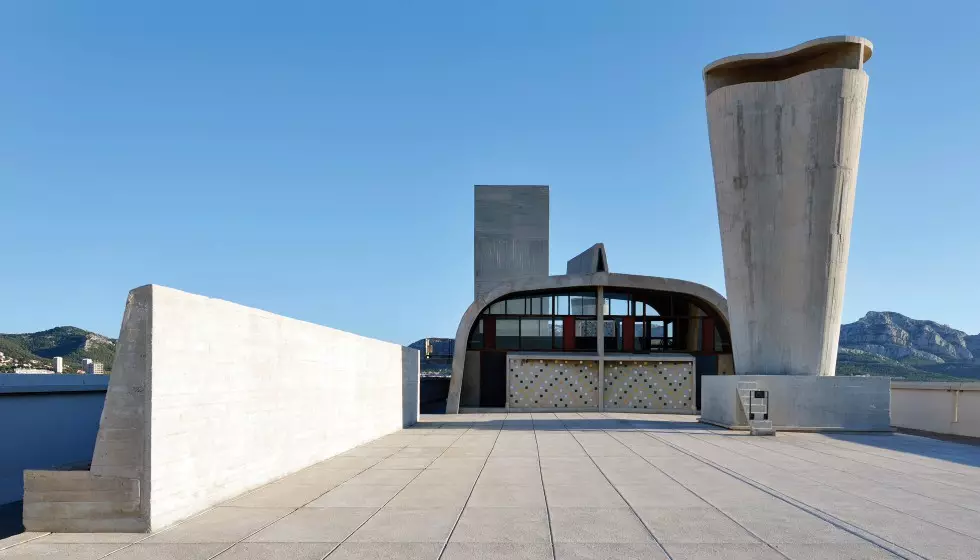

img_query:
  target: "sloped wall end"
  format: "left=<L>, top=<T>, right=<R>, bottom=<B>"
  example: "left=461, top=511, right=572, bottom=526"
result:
left=23, top=286, right=152, bottom=532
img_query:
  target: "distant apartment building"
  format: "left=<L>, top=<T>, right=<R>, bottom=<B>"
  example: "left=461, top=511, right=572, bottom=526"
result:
left=408, top=338, right=455, bottom=374
left=82, top=359, right=104, bottom=374
left=53, top=357, right=63, bottom=373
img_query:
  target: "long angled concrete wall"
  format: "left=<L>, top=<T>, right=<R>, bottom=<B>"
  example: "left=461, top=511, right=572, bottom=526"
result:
left=705, top=36, right=872, bottom=376
left=24, top=285, right=419, bottom=532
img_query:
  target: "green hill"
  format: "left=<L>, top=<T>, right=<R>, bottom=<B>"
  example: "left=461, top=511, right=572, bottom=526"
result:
left=0, top=326, right=116, bottom=373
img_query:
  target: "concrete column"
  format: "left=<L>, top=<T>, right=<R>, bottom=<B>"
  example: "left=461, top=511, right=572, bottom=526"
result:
left=704, top=36, right=872, bottom=376
left=596, top=286, right=605, bottom=410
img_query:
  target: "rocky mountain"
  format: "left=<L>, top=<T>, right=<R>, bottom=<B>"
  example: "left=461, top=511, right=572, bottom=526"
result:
left=0, top=326, right=115, bottom=373
left=838, top=312, right=980, bottom=381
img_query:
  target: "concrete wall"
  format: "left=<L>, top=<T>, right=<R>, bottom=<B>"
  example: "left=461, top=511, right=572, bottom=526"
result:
left=0, top=375, right=108, bottom=505
left=24, top=285, right=419, bottom=532
left=474, top=185, right=549, bottom=300
left=701, top=375, right=890, bottom=431
left=705, top=37, right=872, bottom=377
left=891, top=382, right=980, bottom=439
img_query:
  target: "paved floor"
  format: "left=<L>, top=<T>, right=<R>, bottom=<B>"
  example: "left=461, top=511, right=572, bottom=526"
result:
left=4, top=413, right=980, bottom=559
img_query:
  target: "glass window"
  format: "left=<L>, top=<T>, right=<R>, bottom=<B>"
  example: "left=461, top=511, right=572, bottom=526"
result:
left=604, top=319, right=623, bottom=352
left=497, top=319, right=520, bottom=350
left=574, top=319, right=598, bottom=351
left=645, top=304, right=658, bottom=316
left=556, top=294, right=569, bottom=315
left=488, top=301, right=505, bottom=315
left=553, top=319, right=565, bottom=349
left=634, top=321, right=647, bottom=352
left=650, top=320, right=665, bottom=338
left=505, top=298, right=525, bottom=315
left=520, top=319, right=553, bottom=350
left=633, top=300, right=645, bottom=316
left=570, top=293, right=597, bottom=315
left=468, top=319, right=483, bottom=350
left=606, top=294, right=629, bottom=316
left=527, top=296, right=552, bottom=316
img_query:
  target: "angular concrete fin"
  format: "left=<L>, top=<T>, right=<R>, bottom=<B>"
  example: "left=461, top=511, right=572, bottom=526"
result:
left=566, top=243, right=609, bottom=275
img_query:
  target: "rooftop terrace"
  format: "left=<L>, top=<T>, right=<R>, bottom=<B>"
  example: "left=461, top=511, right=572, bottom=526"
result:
left=4, top=413, right=980, bottom=559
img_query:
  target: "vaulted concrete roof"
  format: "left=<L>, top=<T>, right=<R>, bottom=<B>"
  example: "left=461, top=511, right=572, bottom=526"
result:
left=446, top=272, right=730, bottom=414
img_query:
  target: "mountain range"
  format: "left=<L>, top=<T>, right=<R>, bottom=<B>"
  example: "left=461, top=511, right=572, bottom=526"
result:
left=2, top=312, right=978, bottom=380
left=0, top=327, right=116, bottom=373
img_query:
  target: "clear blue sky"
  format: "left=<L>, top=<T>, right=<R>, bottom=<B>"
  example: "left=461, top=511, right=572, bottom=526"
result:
left=2, top=1, right=978, bottom=343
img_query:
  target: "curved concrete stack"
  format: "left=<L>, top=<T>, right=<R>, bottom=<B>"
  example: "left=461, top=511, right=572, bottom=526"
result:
left=700, top=37, right=890, bottom=431
left=705, top=36, right=872, bottom=377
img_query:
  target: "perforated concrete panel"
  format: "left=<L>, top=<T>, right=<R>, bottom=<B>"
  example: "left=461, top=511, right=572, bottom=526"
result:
left=603, top=360, right=694, bottom=412
left=508, top=357, right=598, bottom=410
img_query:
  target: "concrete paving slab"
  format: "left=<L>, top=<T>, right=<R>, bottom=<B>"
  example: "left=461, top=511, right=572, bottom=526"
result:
left=662, top=543, right=785, bottom=560
left=246, top=507, right=376, bottom=543
left=549, top=507, right=655, bottom=544
left=553, top=542, right=669, bottom=560
left=0, top=532, right=47, bottom=551
left=450, top=506, right=551, bottom=543
left=443, top=542, right=553, bottom=560
left=213, top=542, right=338, bottom=560
left=101, top=543, right=228, bottom=559
left=225, top=482, right=329, bottom=508
left=143, top=507, right=292, bottom=543
left=36, top=532, right=144, bottom=544
left=544, top=483, right=627, bottom=507
left=307, top=484, right=403, bottom=508
left=633, top=507, right=759, bottom=544
left=773, top=543, right=903, bottom=559
left=614, top=484, right=705, bottom=507
left=324, top=542, right=443, bottom=560
left=344, top=469, right=421, bottom=486
left=346, top=507, right=460, bottom=543
left=0, top=543, right=124, bottom=559
left=372, top=457, right=434, bottom=470
left=386, top=483, right=472, bottom=509
left=468, top=483, right=546, bottom=508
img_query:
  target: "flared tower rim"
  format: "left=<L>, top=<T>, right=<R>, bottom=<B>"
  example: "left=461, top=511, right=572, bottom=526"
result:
left=703, top=35, right=873, bottom=76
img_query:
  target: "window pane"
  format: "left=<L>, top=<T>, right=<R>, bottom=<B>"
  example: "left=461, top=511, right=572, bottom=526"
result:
left=604, top=319, right=622, bottom=352
left=554, top=319, right=565, bottom=349
left=667, top=322, right=674, bottom=337
left=521, top=319, right=552, bottom=350
left=556, top=295, right=569, bottom=315
left=574, top=320, right=598, bottom=351
left=489, top=301, right=505, bottom=315
left=529, top=297, right=542, bottom=315
left=650, top=320, right=665, bottom=337
left=645, top=304, right=658, bottom=316
left=468, top=319, right=484, bottom=350
left=506, top=298, right=525, bottom=315
left=570, top=293, right=596, bottom=315
left=634, top=321, right=647, bottom=351
left=634, top=301, right=645, bottom=316
left=497, top=319, right=520, bottom=350
left=607, top=294, right=629, bottom=316
left=542, top=296, right=553, bottom=315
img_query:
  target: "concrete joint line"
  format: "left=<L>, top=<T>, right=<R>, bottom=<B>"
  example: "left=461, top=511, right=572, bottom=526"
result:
left=594, top=414, right=788, bottom=560
left=562, top=413, right=675, bottom=560
left=435, top=416, right=505, bottom=560
left=693, top=431, right=980, bottom=534
left=531, top=414, right=558, bottom=560
left=639, top=428, right=927, bottom=560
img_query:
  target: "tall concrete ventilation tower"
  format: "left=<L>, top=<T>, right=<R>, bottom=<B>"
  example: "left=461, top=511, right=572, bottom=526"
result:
left=700, top=36, right=890, bottom=431
left=704, top=36, right=872, bottom=377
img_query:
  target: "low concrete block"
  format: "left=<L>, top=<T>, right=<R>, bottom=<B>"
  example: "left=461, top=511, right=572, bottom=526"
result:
left=701, top=375, right=890, bottom=431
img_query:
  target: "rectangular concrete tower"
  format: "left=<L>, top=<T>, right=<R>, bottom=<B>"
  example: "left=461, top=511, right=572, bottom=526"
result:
left=474, top=185, right=549, bottom=300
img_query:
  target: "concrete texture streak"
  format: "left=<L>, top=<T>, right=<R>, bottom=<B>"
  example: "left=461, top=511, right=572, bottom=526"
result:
left=705, top=36, right=873, bottom=376
left=23, top=285, right=419, bottom=533
left=474, top=185, right=549, bottom=300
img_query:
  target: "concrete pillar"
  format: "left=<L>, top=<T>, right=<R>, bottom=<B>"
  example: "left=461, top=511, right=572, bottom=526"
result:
left=596, top=286, right=605, bottom=410
left=704, top=36, right=872, bottom=376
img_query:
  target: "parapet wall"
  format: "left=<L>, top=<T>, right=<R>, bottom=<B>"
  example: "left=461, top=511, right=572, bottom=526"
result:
left=24, top=285, right=419, bottom=532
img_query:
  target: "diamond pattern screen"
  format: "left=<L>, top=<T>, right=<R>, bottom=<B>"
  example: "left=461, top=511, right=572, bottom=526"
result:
left=508, top=358, right=599, bottom=409
left=603, top=360, right=694, bottom=411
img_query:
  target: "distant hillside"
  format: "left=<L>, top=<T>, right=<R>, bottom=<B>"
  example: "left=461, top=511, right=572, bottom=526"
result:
left=0, top=326, right=115, bottom=373
left=838, top=312, right=980, bottom=381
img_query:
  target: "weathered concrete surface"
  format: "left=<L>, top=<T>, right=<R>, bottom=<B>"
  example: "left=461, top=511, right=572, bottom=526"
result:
left=23, top=285, right=419, bottom=532
left=447, top=272, right=731, bottom=413
left=701, top=375, right=890, bottom=431
left=705, top=36, right=872, bottom=377
left=892, top=382, right=980, bottom=439
left=566, top=243, right=608, bottom=275
left=9, top=413, right=980, bottom=559
left=474, top=185, right=549, bottom=300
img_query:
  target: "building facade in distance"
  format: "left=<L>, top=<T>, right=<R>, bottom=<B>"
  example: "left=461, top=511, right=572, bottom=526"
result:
left=447, top=185, right=735, bottom=414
